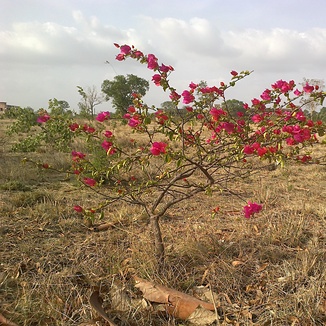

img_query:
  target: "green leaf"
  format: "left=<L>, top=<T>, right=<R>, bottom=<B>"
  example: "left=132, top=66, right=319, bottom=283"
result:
left=99, top=211, right=104, bottom=220
left=144, top=116, right=152, bottom=125
left=176, top=157, right=183, bottom=168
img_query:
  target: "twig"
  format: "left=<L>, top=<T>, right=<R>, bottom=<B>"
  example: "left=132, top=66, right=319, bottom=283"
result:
left=89, top=290, right=118, bottom=326
left=208, top=283, right=220, bottom=325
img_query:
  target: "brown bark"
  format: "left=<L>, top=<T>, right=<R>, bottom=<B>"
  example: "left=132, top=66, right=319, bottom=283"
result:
left=149, top=214, right=165, bottom=267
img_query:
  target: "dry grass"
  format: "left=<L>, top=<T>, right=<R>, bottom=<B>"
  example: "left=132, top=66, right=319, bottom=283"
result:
left=0, top=119, right=325, bottom=325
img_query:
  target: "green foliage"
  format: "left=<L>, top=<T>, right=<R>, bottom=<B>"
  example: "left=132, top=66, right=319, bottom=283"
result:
left=304, top=107, right=326, bottom=122
left=160, top=101, right=187, bottom=117
left=222, top=99, right=246, bottom=117
left=101, top=74, right=149, bottom=116
left=7, top=99, right=76, bottom=152
left=6, top=107, right=38, bottom=134
left=48, top=98, right=73, bottom=118
left=0, top=180, right=31, bottom=191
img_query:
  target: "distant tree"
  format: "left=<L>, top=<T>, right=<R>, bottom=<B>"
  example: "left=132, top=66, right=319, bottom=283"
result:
left=161, top=101, right=177, bottom=111
left=222, top=99, right=245, bottom=117
left=101, top=74, right=149, bottom=116
left=304, top=106, right=326, bottom=122
left=160, top=101, right=187, bottom=117
left=3, top=106, right=34, bottom=119
left=6, top=107, right=37, bottom=133
left=7, top=99, right=75, bottom=152
left=319, top=107, right=326, bottom=121
left=77, top=85, right=104, bottom=118
left=48, top=99, right=72, bottom=117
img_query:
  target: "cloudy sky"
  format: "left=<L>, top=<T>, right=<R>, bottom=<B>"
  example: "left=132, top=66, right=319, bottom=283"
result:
left=1, top=0, right=326, bottom=112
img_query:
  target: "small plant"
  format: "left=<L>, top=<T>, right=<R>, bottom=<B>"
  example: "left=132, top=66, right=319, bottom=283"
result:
left=28, top=44, right=326, bottom=265
left=7, top=99, right=76, bottom=152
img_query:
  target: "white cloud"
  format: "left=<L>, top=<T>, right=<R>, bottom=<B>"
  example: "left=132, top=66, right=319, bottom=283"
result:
left=0, top=8, right=325, bottom=111
left=224, top=28, right=326, bottom=72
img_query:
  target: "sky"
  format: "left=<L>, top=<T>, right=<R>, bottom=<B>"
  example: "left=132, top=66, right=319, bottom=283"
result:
left=1, top=0, right=326, bottom=113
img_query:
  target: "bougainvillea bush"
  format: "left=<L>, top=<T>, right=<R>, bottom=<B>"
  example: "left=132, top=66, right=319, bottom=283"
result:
left=35, top=43, right=325, bottom=264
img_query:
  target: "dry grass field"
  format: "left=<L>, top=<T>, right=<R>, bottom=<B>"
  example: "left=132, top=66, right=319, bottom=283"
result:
left=0, top=118, right=325, bottom=325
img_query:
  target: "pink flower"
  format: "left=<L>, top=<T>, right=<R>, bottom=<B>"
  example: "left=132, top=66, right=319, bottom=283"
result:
left=120, top=45, right=131, bottom=54
left=107, top=147, right=117, bottom=155
left=306, top=120, right=314, bottom=127
left=72, top=151, right=86, bottom=160
left=96, top=111, right=110, bottom=122
left=295, top=111, right=306, bottom=122
left=243, top=145, right=254, bottom=155
left=257, top=147, right=268, bottom=157
left=251, top=98, right=261, bottom=106
left=73, top=205, right=83, bottom=213
left=159, top=64, right=173, bottom=72
left=294, top=89, right=302, bottom=96
left=251, top=114, right=263, bottom=123
left=128, top=117, right=141, bottom=128
left=104, top=130, right=113, bottom=138
left=155, top=110, right=169, bottom=124
left=116, top=53, right=125, bottom=61
left=200, top=86, right=223, bottom=96
left=83, top=124, right=95, bottom=133
left=303, top=83, right=314, bottom=93
left=169, top=90, right=181, bottom=102
left=150, top=142, right=168, bottom=155
left=83, top=177, right=96, bottom=187
left=260, top=89, right=271, bottom=101
left=69, top=123, right=79, bottom=131
left=152, top=74, right=162, bottom=86
left=297, top=155, right=312, bottom=163
left=220, top=122, right=235, bottom=133
left=243, top=201, right=262, bottom=218
left=37, top=114, right=50, bottom=123
left=252, top=142, right=260, bottom=150
left=268, top=146, right=277, bottom=153
left=101, top=140, right=113, bottom=151
left=147, top=54, right=158, bottom=70
left=209, top=107, right=226, bottom=121
left=133, top=50, right=144, bottom=58
left=286, top=137, right=296, bottom=146
left=255, top=126, right=266, bottom=135
left=230, top=70, right=238, bottom=76
left=293, top=134, right=304, bottom=143
left=272, top=80, right=295, bottom=93
left=189, top=82, right=198, bottom=89
left=182, top=90, right=195, bottom=104
left=128, top=106, right=136, bottom=113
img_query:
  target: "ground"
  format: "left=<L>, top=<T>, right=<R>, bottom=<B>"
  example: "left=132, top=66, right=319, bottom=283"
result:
left=0, top=119, right=325, bottom=325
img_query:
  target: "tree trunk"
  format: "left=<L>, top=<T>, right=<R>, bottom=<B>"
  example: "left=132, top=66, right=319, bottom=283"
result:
left=149, top=214, right=165, bottom=267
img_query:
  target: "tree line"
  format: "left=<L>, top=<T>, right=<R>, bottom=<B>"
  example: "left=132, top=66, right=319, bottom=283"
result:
left=2, top=75, right=325, bottom=122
